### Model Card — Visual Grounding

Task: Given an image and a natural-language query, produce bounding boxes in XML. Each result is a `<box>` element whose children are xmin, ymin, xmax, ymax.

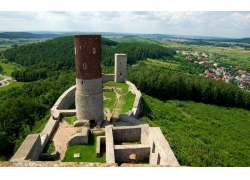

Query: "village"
<box><xmin>178</xmin><ymin>50</ymin><xmax>250</xmax><ymax>91</ymax></box>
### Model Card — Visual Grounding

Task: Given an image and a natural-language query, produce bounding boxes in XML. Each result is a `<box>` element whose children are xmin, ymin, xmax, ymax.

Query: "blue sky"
<box><xmin>1</xmin><ymin>1</ymin><xmax>250</xmax><ymax>38</ymax></box>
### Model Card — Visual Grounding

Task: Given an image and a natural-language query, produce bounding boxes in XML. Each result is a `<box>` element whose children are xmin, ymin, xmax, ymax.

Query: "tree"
<box><xmin>0</xmin><ymin>65</ymin><xmax>3</xmax><ymax>74</ymax></box>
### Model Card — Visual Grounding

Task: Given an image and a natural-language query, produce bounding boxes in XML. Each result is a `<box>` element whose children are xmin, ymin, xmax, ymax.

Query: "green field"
<box><xmin>113</xmin><ymin>36</ymin><xmax>158</xmax><ymax>44</ymax></box>
<box><xmin>141</xmin><ymin>94</ymin><xmax>250</xmax><ymax>167</ymax></box>
<box><xmin>62</xmin><ymin>132</ymin><xmax>106</xmax><ymax>163</ymax></box>
<box><xmin>0</xmin><ymin>59</ymin><xmax>22</xmax><ymax>76</ymax></box>
<box><xmin>143</xmin><ymin>58</ymin><xmax>180</xmax><ymax>71</ymax></box>
<box><xmin>0</xmin><ymin>82</ymin><xmax>26</xmax><ymax>92</ymax></box>
<box><xmin>0</xmin><ymin>38</ymin><xmax>51</xmax><ymax>52</ymax></box>
<box><xmin>0</xmin><ymin>77</ymin><xmax>3</xmax><ymax>81</ymax></box>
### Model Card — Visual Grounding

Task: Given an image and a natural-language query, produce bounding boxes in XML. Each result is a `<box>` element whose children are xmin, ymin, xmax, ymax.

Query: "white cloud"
<box><xmin>0</xmin><ymin>11</ymin><xmax>250</xmax><ymax>37</ymax></box>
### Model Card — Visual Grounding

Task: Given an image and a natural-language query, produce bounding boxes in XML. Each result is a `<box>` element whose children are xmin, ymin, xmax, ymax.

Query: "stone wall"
<box><xmin>112</xmin><ymin>126</ymin><xmax>141</xmax><ymax>142</ymax></box>
<box><xmin>11</xmin><ymin>134</ymin><xmax>43</xmax><ymax>162</ymax></box>
<box><xmin>125</xmin><ymin>81</ymin><xmax>142</xmax><ymax>118</ymax></box>
<box><xmin>148</xmin><ymin>127</ymin><xmax>180</xmax><ymax>167</ymax></box>
<box><xmin>96</xmin><ymin>136</ymin><xmax>106</xmax><ymax>157</ymax></box>
<box><xmin>114</xmin><ymin>145</ymin><xmax>150</xmax><ymax>164</ymax></box>
<box><xmin>102</xmin><ymin>73</ymin><xmax>115</xmax><ymax>83</ymax></box>
<box><xmin>52</xmin><ymin>85</ymin><xmax>76</xmax><ymax>111</ymax></box>
<box><xmin>68</xmin><ymin>128</ymin><xmax>89</xmax><ymax>145</ymax></box>
<box><xmin>0</xmin><ymin>161</ymin><xmax>171</xmax><ymax>167</ymax></box>
<box><xmin>105</xmin><ymin>125</ymin><xmax>115</xmax><ymax>164</ymax></box>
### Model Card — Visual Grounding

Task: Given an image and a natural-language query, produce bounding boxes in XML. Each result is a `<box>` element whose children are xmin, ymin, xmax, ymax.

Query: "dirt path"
<box><xmin>51</xmin><ymin>120</ymin><xmax>81</xmax><ymax>161</ymax></box>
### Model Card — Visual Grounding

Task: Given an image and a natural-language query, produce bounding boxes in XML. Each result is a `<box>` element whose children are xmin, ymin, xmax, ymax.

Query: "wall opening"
<box><xmin>152</xmin><ymin>142</ymin><xmax>155</xmax><ymax>153</ymax></box>
<box><xmin>89</xmin><ymin>119</ymin><xmax>96</xmax><ymax>129</ymax></box>
<box><xmin>157</xmin><ymin>153</ymin><xmax>161</xmax><ymax>165</ymax></box>
<box><xmin>92</xmin><ymin>47</ymin><xmax>96</xmax><ymax>54</ymax></box>
<box><xmin>120</xmin><ymin>73</ymin><xmax>122</xmax><ymax>76</ymax></box>
<box><xmin>83</xmin><ymin>63</ymin><xmax>87</xmax><ymax>69</ymax></box>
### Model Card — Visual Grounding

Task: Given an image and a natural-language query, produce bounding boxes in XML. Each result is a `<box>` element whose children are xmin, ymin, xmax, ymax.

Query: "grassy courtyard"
<box><xmin>61</xmin><ymin>132</ymin><xmax>106</xmax><ymax>163</ymax></box>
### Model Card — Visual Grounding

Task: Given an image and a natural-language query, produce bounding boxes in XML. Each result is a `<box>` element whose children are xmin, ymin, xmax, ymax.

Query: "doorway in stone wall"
<box><xmin>90</xmin><ymin>119</ymin><xmax>96</xmax><ymax>129</ymax></box>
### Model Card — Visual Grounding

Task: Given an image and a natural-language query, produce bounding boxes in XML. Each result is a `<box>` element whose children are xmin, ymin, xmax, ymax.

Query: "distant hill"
<box><xmin>0</xmin><ymin>32</ymin><xmax>61</xmax><ymax>38</ymax></box>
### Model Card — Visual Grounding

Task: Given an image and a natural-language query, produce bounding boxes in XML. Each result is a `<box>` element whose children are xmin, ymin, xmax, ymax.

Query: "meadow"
<box><xmin>103</xmin><ymin>81</ymin><xmax>135</xmax><ymax>117</ymax></box>
<box><xmin>0</xmin><ymin>59</ymin><xmax>22</xmax><ymax>76</ymax></box>
<box><xmin>0</xmin><ymin>38</ymin><xmax>50</xmax><ymax>52</ymax></box>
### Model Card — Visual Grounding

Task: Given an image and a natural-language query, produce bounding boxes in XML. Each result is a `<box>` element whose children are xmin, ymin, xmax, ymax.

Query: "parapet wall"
<box><xmin>148</xmin><ymin>127</ymin><xmax>180</xmax><ymax>167</ymax></box>
<box><xmin>11</xmin><ymin>134</ymin><xmax>43</xmax><ymax>162</ymax></box>
<box><xmin>125</xmin><ymin>81</ymin><xmax>142</xmax><ymax>118</ymax></box>
<box><xmin>102</xmin><ymin>73</ymin><xmax>115</xmax><ymax>83</ymax></box>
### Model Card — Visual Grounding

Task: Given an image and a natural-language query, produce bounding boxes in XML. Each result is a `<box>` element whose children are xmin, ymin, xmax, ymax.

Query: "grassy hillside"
<box><xmin>140</xmin><ymin>94</ymin><xmax>250</xmax><ymax>167</ymax></box>
<box><xmin>0</xmin><ymin>59</ymin><xmax>22</xmax><ymax>76</ymax></box>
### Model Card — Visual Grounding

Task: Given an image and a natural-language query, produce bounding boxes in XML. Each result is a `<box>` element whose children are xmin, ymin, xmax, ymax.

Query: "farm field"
<box><xmin>0</xmin><ymin>82</ymin><xmax>26</xmax><ymax>92</ymax></box>
<box><xmin>140</xmin><ymin>94</ymin><xmax>250</xmax><ymax>166</ymax></box>
<box><xmin>0</xmin><ymin>38</ymin><xmax>51</xmax><ymax>52</ymax></box>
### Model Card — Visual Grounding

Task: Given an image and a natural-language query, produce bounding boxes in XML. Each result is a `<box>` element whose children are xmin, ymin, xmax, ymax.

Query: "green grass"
<box><xmin>103</xmin><ymin>81</ymin><xmax>136</xmax><ymax>116</ymax></box>
<box><xmin>0</xmin><ymin>82</ymin><xmax>26</xmax><ymax>92</ymax></box>
<box><xmin>0</xmin><ymin>77</ymin><xmax>3</xmax><ymax>81</ymax></box>
<box><xmin>63</xmin><ymin>116</ymin><xmax>76</xmax><ymax>125</ymax></box>
<box><xmin>43</xmin><ymin>139</ymin><xmax>55</xmax><ymax>153</ymax></box>
<box><xmin>0</xmin><ymin>59</ymin><xmax>22</xmax><ymax>76</ymax></box>
<box><xmin>141</xmin><ymin>94</ymin><xmax>250</xmax><ymax>167</ymax></box>
<box><xmin>114</xmin><ymin>36</ymin><xmax>158</xmax><ymax>44</ymax></box>
<box><xmin>62</xmin><ymin>132</ymin><xmax>106</xmax><ymax>163</ymax></box>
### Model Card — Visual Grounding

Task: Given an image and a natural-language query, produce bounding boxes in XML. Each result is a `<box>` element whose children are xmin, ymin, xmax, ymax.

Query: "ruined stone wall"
<box><xmin>148</xmin><ymin>127</ymin><xmax>180</xmax><ymax>167</ymax></box>
<box><xmin>68</xmin><ymin>128</ymin><xmax>89</xmax><ymax>145</ymax></box>
<box><xmin>125</xmin><ymin>81</ymin><xmax>142</xmax><ymax>118</ymax></box>
<box><xmin>102</xmin><ymin>73</ymin><xmax>115</xmax><ymax>83</ymax></box>
<box><xmin>114</xmin><ymin>145</ymin><xmax>150</xmax><ymax>164</ymax></box>
<box><xmin>105</xmin><ymin>125</ymin><xmax>115</xmax><ymax>164</ymax></box>
<box><xmin>0</xmin><ymin>161</ymin><xmax>171</xmax><ymax>167</ymax></box>
<box><xmin>50</xmin><ymin>85</ymin><xmax>76</xmax><ymax>119</ymax></box>
<box><xmin>11</xmin><ymin>134</ymin><xmax>43</xmax><ymax>162</ymax></box>
<box><xmin>112</xmin><ymin>126</ymin><xmax>141</xmax><ymax>142</ymax></box>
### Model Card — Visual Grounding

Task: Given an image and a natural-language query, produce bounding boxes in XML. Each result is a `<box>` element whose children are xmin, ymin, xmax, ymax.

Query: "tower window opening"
<box><xmin>120</xmin><ymin>73</ymin><xmax>122</xmax><ymax>76</ymax></box>
<box><xmin>92</xmin><ymin>47</ymin><xmax>96</xmax><ymax>54</ymax></box>
<box><xmin>157</xmin><ymin>153</ymin><xmax>161</xmax><ymax>165</ymax></box>
<box><xmin>83</xmin><ymin>63</ymin><xmax>87</xmax><ymax>69</ymax></box>
<box><xmin>152</xmin><ymin>142</ymin><xmax>155</xmax><ymax>153</ymax></box>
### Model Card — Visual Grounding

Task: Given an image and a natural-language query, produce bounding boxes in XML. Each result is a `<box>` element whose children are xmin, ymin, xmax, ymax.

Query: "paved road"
<box><xmin>0</xmin><ymin>74</ymin><xmax>12</xmax><ymax>88</ymax></box>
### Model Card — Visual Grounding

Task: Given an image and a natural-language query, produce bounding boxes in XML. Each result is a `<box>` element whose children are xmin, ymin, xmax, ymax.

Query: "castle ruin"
<box><xmin>6</xmin><ymin>34</ymin><xmax>180</xmax><ymax>167</ymax></box>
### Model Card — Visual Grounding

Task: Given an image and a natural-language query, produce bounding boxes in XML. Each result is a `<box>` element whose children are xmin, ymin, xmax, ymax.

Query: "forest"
<box><xmin>127</xmin><ymin>63</ymin><xmax>250</xmax><ymax>109</ymax></box>
<box><xmin>4</xmin><ymin>36</ymin><xmax>176</xmax><ymax>81</ymax></box>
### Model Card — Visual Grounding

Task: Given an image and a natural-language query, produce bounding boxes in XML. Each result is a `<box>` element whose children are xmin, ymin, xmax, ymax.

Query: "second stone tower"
<box><xmin>74</xmin><ymin>35</ymin><xmax>103</xmax><ymax>126</ymax></box>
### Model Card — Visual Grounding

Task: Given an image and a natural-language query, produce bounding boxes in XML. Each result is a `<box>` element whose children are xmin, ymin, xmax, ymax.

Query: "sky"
<box><xmin>1</xmin><ymin>0</ymin><xmax>250</xmax><ymax>38</ymax></box>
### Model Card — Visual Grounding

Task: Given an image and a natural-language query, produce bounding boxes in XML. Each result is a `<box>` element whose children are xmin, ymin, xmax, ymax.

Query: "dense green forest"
<box><xmin>141</xmin><ymin>94</ymin><xmax>250</xmax><ymax>166</ymax></box>
<box><xmin>4</xmin><ymin>36</ymin><xmax>175</xmax><ymax>81</ymax></box>
<box><xmin>0</xmin><ymin>71</ymin><xmax>75</xmax><ymax>160</ymax></box>
<box><xmin>127</xmin><ymin>62</ymin><xmax>250</xmax><ymax>109</ymax></box>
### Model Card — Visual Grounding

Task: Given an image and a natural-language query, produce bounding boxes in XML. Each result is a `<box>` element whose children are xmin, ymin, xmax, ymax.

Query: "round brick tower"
<box><xmin>74</xmin><ymin>35</ymin><xmax>103</xmax><ymax>126</ymax></box>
